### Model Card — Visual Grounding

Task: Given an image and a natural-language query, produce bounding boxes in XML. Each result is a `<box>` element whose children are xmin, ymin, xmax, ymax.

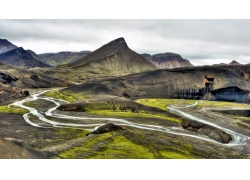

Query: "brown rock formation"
<box><xmin>181</xmin><ymin>119</ymin><xmax>232</xmax><ymax>143</ymax></box>
<box><xmin>86</xmin><ymin>123</ymin><xmax>125</xmax><ymax>136</ymax></box>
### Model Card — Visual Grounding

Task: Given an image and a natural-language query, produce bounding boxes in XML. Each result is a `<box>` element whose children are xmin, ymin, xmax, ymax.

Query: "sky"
<box><xmin>1</xmin><ymin>0</ymin><xmax>250</xmax><ymax>67</ymax></box>
<box><xmin>1</xmin><ymin>19</ymin><xmax>250</xmax><ymax>66</ymax></box>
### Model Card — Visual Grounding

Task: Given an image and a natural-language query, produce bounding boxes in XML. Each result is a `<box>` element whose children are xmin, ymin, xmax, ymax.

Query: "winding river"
<box><xmin>10</xmin><ymin>89</ymin><xmax>250</xmax><ymax>146</ymax></box>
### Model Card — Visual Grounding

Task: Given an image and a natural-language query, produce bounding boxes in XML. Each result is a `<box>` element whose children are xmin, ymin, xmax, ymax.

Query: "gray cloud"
<box><xmin>0</xmin><ymin>19</ymin><xmax>250</xmax><ymax>65</ymax></box>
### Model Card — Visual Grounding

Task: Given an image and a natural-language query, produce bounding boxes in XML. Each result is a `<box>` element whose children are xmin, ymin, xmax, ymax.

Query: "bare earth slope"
<box><xmin>66</xmin><ymin>37</ymin><xmax>157</xmax><ymax>75</ymax></box>
<box><xmin>62</xmin><ymin>66</ymin><xmax>250</xmax><ymax>103</ymax></box>
<box><xmin>0</xmin><ymin>62</ymin><xmax>70</xmax><ymax>104</ymax></box>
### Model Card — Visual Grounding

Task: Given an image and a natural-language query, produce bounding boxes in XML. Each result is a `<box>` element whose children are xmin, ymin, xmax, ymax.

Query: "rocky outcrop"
<box><xmin>86</xmin><ymin>123</ymin><xmax>125</xmax><ymax>136</ymax></box>
<box><xmin>0</xmin><ymin>73</ymin><xmax>18</xmax><ymax>84</ymax></box>
<box><xmin>181</xmin><ymin>119</ymin><xmax>232</xmax><ymax>143</ymax></box>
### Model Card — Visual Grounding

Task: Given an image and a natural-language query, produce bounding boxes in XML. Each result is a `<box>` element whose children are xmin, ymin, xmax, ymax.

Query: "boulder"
<box><xmin>181</xmin><ymin>119</ymin><xmax>232</xmax><ymax>143</ymax></box>
<box><xmin>86</xmin><ymin>123</ymin><xmax>125</xmax><ymax>136</ymax></box>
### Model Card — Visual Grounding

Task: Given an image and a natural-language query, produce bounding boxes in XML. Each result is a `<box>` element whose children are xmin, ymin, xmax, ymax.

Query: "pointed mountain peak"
<box><xmin>109</xmin><ymin>37</ymin><xmax>128</xmax><ymax>48</ymax></box>
<box><xmin>228</xmin><ymin>60</ymin><xmax>242</xmax><ymax>65</ymax></box>
<box><xmin>0</xmin><ymin>39</ymin><xmax>18</xmax><ymax>54</ymax></box>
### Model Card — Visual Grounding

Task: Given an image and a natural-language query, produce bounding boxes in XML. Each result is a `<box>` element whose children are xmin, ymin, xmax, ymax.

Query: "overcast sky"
<box><xmin>1</xmin><ymin>19</ymin><xmax>250</xmax><ymax>66</ymax></box>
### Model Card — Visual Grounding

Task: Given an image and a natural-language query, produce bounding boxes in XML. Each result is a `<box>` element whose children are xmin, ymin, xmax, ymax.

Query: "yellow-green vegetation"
<box><xmin>90</xmin><ymin>135</ymin><xmax>155</xmax><ymax>159</ymax></box>
<box><xmin>0</xmin><ymin>105</ymin><xmax>28</xmax><ymax>114</ymax></box>
<box><xmin>159</xmin><ymin>150</ymin><xmax>195</xmax><ymax>159</ymax></box>
<box><xmin>74</xmin><ymin>100</ymin><xmax>181</xmax><ymax>123</ymax></box>
<box><xmin>236</xmin><ymin>122</ymin><xmax>250</xmax><ymax>129</ymax></box>
<box><xmin>43</xmin><ymin>90</ymin><xmax>76</xmax><ymax>102</ymax></box>
<box><xmin>88</xmin><ymin>110</ymin><xmax>181</xmax><ymax>123</ymax></box>
<box><xmin>56</xmin><ymin>128</ymin><xmax>89</xmax><ymax>137</ymax></box>
<box><xmin>230</xmin><ymin>115</ymin><xmax>250</xmax><ymax>121</ymax></box>
<box><xmin>63</xmin><ymin>90</ymin><xmax>93</xmax><ymax>101</ymax></box>
<box><xmin>197</xmin><ymin>100</ymin><xmax>249</xmax><ymax>108</ymax></box>
<box><xmin>136</xmin><ymin>99</ymin><xmax>179</xmax><ymax>111</ymax></box>
<box><xmin>135</xmin><ymin>99</ymin><xmax>196</xmax><ymax>111</ymax></box>
<box><xmin>58</xmin><ymin>131</ymin><xmax>196</xmax><ymax>159</ymax></box>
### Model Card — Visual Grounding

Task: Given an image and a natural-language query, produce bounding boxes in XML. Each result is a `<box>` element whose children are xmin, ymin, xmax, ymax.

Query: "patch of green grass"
<box><xmin>87</xmin><ymin>110</ymin><xmax>181</xmax><ymax>123</ymax></box>
<box><xmin>183</xmin><ymin>143</ymin><xmax>193</xmax><ymax>151</ymax></box>
<box><xmin>59</xmin><ymin>132</ymin><xmax>155</xmax><ymax>159</ymax></box>
<box><xmin>236</xmin><ymin>122</ymin><xmax>250</xmax><ymax>129</ymax></box>
<box><xmin>136</xmin><ymin>99</ymin><xmax>179</xmax><ymax>111</ymax></box>
<box><xmin>56</xmin><ymin>128</ymin><xmax>89</xmax><ymax>137</ymax></box>
<box><xmin>90</xmin><ymin>135</ymin><xmax>155</xmax><ymax>159</ymax></box>
<box><xmin>0</xmin><ymin>105</ymin><xmax>29</xmax><ymax>114</ymax></box>
<box><xmin>59</xmin><ymin>132</ymin><xmax>113</xmax><ymax>159</ymax></box>
<box><xmin>43</xmin><ymin>90</ymin><xmax>76</xmax><ymax>102</ymax></box>
<box><xmin>230</xmin><ymin>115</ymin><xmax>250</xmax><ymax>121</ymax></box>
<box><xmin>58</xmin><ymin>131</ymin><xmax>197</xmax><ymax>159</ymax></box>
<box><xmin>198</xmin><ymin>100</ymin><xmax>249</xmax><ymax>108</ymax></box>
<box><xmin>159</xmin><ymin>150</ymin><xmax>195</xmax><ymax>159</ymax></box>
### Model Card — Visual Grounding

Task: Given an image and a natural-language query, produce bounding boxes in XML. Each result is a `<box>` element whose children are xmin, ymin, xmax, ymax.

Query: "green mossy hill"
<box><xmin>197</xmin><ymin>100</ymin><xmax>249</xmax><ymax>108</ymax></box>
<box><xmin>57</xmin><ymin>99</ymin><xmax>182</xmax><ymax>124</ymax></box>
<box><xmin>136</xmin><ymin>99</ymin><xmax>196</xmax><ymax>111</ymax></box>
<box><xmin>43</xmin><ymin>89</ymin><xmax>93</xmax><ymax>102</ymax></box>
<box><xmin>0</xmin><ymin>105</ymin><xmax>28</xmax><ymax>114</ymax></box>
<box><xmin>57</xmin><ymin>130</ymin><xmax>196</xmax><ymax>159</ymax></box>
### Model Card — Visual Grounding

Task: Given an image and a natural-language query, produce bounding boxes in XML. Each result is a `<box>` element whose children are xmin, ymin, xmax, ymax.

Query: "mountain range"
<box><xmin>0</xmin><ymin>47</ymin><xmax>50</xmax><ymax>68</ymax></box>
<box><xmin>38</xmin><ymin>51</ymin><xmax>91</xmax><ymax>66</ymax></box>
<box><xmin>0</xmin><ymin>39</ymin><xmax>50</xmax><ymax>68</ymax></box>
<box><xmin>213</xmin><ymin>60</ymin><xmax>243</xmax><ymax>66</ymax></box>
<box><xmin>141</xmin><ymin>52</ymin><xmax>194</xmax><ymax>69</ymax></box>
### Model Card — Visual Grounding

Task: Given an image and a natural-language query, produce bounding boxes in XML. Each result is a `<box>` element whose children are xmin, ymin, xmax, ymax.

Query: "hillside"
<box><xmin>0</xmin><ymin>62</ymin><xmax>70</xmax><ymax>104</ymax></box>
<box><xmin>66</xmin><ymin>38</ymin><xmax>157</xmax><ymax>75</ymax></box>
<box><xmin>0</xmin><ymin>47</ymin><xmax>51</xmax><ymax>68</ymax></box>
<box><xmin>38</xmin><ymin>51</ymin><xmax>91</xmax><ymax>66</ymax></box>
<box><xmin>61</xmin><ymin>66</ymin><xmax>250</xmax><ymax>103</ymax></box>
<box><xmin>141</xmin><ymin>52</ymin><xmax>194</xmax><ymax>69</ymax></box>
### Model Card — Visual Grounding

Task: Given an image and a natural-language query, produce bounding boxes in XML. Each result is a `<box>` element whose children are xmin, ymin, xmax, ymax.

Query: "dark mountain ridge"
<box><xmin>0</xmin><ymin>39</ymin><xmax>17</xmax><ymax>54</ymax></box>
<box><xmin>141</xmin><ymin>52</ymin><xmax>194</xmax><ymax>69</ymax></box>
<box><xmin>0</xmin><ymin>47</ymin><xmax>51</xmax><ymax>68</ymax></box>
<box><xmin>38</xmin><ymin>51</ymin><xmax>91</xmax><ymax>66</ymax></box>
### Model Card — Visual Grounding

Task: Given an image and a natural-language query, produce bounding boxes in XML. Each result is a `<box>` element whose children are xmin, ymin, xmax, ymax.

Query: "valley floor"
<box><xmin>0</xmin><ymin>88</ymin><xmax>250</xmax><ymax>159</ymax></box>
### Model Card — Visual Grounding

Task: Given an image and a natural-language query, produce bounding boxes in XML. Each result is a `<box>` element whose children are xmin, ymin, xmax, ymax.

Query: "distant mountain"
<box><xmin>140</xmin><ymin>53</ymin><xmax>152</xmax><ymax>61</ymax></box>
<box><xmin>213</xmin><ymin>60</ymin><xmax>243</xmax><ymax>66</ymax></box>
<box><xmin>0</xmin><ymin>39</ymin><xmax>17</xmax><ymax>54</ymax></box>
<box><xmin>26</xmin><ymin>49</ymin><xmax>39</xmax><ymax>59</ymax></box>
<box><xmin>38</xmin><ymin>51</ymin><xmax>91</xmax><ymax>66</ymax></box>
<box><xmin>66</xmin><ymin>37</ymin><xmax>157</xmax><ymax>75</ymax></box>
<box><xmin>0</xmin><ymin>47</ymin><xmax>51</xmax><ymax>68</ymax></box>
<box><xmin>141</xmin><ymin>52</ymin><xmax>193</xmax><ymax>69</ymax></box>
<box><xmin>228</xmin><ymin>60</ymin><xmax>242</xmax><ymax>66</ymax></box>
<box><xmin>212</xmin><ymin>63</ymin><xmax>228</xmax><ymax>66</ymax></box>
